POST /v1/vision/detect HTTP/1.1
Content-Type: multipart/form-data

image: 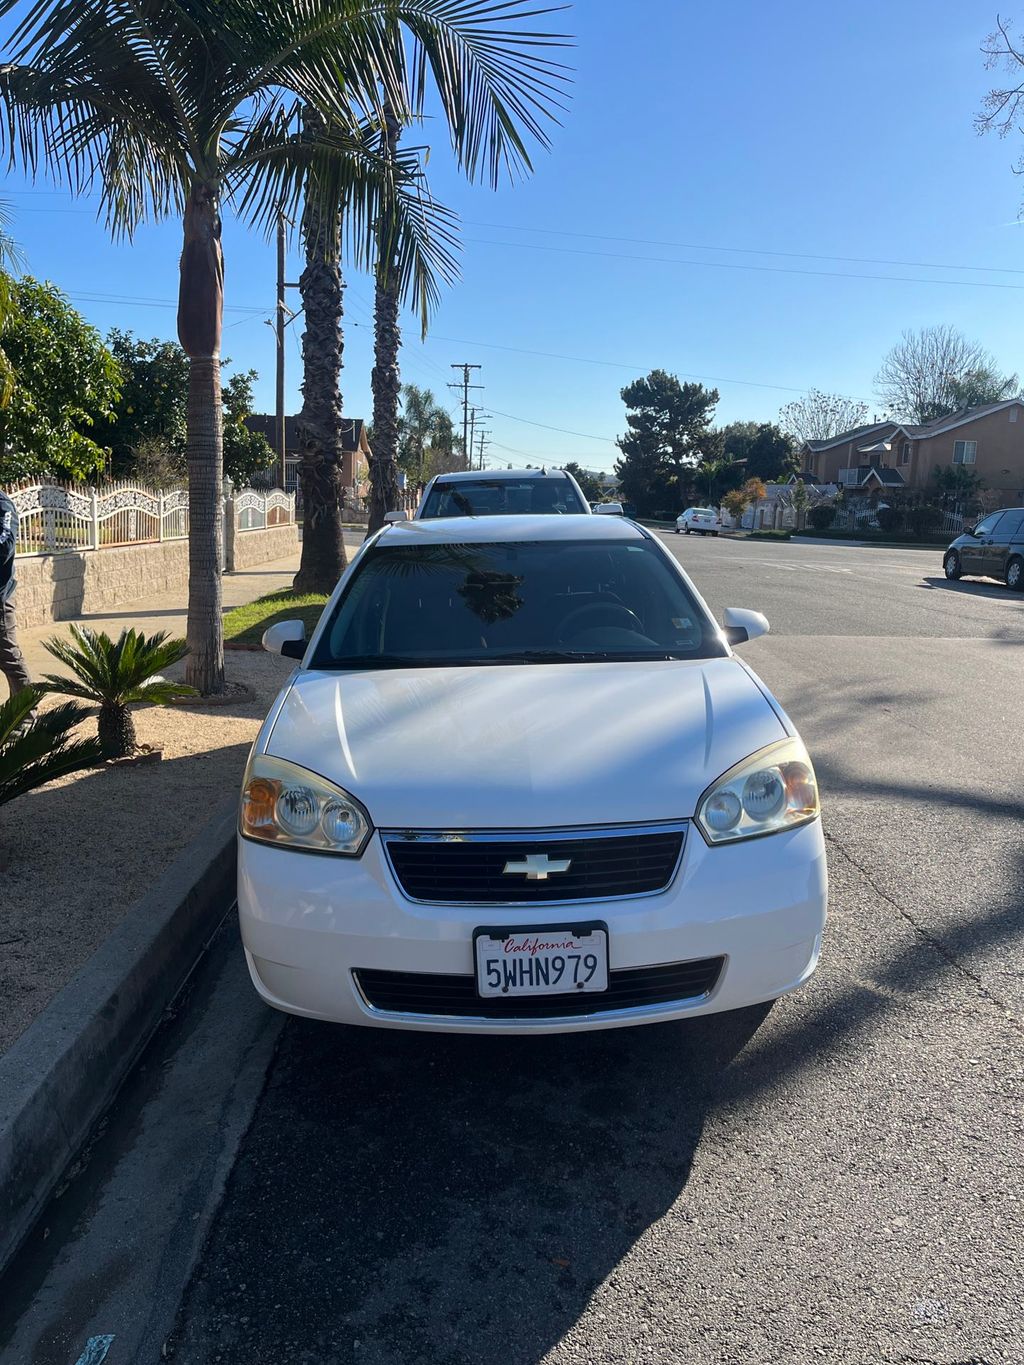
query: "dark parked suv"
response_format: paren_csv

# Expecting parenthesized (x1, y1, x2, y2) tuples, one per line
(943, 508, 1024, 589)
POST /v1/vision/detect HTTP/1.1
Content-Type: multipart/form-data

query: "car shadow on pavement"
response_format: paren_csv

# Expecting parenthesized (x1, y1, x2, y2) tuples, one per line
(169, 1004, 771, 1364)
(917, 575, 1019, 601)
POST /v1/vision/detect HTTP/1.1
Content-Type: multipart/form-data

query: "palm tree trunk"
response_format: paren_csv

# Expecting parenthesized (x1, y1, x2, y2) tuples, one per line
(294, 111, 348, 594)
(177, 177, 225, 696)
(368, 105, 403, 535)
(98, 702, 137, 760)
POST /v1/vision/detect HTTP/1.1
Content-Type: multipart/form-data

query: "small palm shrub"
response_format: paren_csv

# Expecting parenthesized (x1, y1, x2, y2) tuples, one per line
(0, 687, 103, 806)
(40, 627, 196, 759)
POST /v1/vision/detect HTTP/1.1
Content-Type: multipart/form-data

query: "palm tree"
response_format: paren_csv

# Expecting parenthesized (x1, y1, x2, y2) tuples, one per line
(293, 110, 454, 587)
(0, 687, 102, 806)
(368, 101, 405, 535)
(40, 627, 195, 758)
(0, 0, 569, 689)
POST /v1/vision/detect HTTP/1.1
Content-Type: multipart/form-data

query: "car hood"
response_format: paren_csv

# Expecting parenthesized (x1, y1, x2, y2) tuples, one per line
(265, 659, 787, 830)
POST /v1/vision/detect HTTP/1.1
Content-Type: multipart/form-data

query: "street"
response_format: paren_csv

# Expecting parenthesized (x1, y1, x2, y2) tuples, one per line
(2, 533, 1022, 1365)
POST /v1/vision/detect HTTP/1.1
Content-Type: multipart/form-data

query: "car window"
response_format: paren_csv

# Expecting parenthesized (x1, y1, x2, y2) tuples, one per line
(420, 478, 586, 518)
(973, 513, 1004, 536)
(311, 539, 728, 668)
(994, 509, 1024, 539)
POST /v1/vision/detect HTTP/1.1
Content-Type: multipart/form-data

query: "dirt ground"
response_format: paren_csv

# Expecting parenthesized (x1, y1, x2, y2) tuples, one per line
(0, 651, 293, 1055)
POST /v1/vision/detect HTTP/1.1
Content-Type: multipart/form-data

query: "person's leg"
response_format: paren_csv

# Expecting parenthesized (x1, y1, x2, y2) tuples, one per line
(0, 594, 32, 699)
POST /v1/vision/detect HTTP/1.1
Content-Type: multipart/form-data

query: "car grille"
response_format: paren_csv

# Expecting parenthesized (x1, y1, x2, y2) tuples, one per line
(381, 825, 686, 904)
(354, 957, 724, 1019)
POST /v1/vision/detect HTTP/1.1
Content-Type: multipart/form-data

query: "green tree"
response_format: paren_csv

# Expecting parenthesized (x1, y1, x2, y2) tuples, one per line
(0, 0, 566, 692)
(562, 462, 603, 502)
(615, 371, 720, 516)
(396, 384, 462, 484)
(92, 332, 272, 486)
(0, 278, 121, 483)
(719, 420, 797, 483)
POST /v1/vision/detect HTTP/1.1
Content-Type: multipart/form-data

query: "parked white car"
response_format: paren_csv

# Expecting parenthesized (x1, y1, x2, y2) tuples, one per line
(241, 515, 827, 1035)
(593, 501, 624, 516)
(676, 507, 720, 535)
(416, 467, 589, 518)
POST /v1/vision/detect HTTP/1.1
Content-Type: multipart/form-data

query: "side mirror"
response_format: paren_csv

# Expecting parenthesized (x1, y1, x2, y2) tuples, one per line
(384, 509, 409, 524)
(723, 607, 770, 647)
(263, 619, 306, 659)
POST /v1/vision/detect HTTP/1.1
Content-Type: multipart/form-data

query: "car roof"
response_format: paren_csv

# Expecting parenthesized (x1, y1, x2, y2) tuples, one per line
(379, 514, 645, 545)
(430, 467, 571, 483)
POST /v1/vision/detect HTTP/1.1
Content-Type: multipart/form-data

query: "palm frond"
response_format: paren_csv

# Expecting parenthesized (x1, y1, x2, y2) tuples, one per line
(41, 626, 190, 703)
(0, 692, 102, 805)
(227, 104, 460, 331)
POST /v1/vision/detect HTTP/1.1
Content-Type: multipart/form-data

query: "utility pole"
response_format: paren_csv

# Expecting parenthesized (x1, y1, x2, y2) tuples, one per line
(269, 212, 301, 489)
(276, 213, 287, 488)
(449, 363, 482, 469)
(468, 408, 491, 472)
(476, 429, 492, 470)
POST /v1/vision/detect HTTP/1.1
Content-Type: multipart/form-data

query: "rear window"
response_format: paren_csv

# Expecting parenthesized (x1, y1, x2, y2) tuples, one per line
(420, 478, 586, 518)
(311, 539, 727, 668)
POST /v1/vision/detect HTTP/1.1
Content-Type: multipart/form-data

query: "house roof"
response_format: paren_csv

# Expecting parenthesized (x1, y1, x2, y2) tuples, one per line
(804, 422, 894, 453)
(245, 414, 368, 453)
(858, 466, 905, 487)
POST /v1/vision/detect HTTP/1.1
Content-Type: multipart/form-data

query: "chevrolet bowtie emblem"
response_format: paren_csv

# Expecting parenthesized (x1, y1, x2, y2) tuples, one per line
(503, 853, 572, 880)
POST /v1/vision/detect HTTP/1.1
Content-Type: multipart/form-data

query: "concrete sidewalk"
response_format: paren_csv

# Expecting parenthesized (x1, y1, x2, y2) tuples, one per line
(16, 551, 307, 680)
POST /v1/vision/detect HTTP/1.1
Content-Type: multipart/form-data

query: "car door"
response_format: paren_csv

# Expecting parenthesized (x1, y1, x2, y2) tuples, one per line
(961, 512, 1003, 574)
(984, 509, 1024, 579)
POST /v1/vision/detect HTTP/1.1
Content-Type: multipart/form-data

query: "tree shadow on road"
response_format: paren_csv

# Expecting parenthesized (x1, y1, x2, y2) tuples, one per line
(170, 1003, 771, 1365)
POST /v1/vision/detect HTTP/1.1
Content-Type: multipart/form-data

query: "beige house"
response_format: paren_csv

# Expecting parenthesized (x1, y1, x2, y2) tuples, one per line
(800, 400, 1024, 506)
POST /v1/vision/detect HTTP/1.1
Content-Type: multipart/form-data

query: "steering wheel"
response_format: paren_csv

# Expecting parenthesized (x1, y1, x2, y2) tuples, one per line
(558, 601, 645, 644)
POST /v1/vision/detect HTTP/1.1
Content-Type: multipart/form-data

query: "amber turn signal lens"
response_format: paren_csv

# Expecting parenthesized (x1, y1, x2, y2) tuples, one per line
(242, 777, 278, 835)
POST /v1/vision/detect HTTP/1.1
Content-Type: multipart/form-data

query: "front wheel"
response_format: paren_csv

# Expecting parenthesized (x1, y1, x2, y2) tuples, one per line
(943, 550, 962, 581)
(1007, 555, 1023, 590)
(674, 527, 681, 534)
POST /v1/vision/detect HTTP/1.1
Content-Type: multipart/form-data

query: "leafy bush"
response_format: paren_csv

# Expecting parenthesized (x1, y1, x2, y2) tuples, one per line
(875, 506, 899, 532)
(808, 504, 835, 530)
(908, 505, 941, 538)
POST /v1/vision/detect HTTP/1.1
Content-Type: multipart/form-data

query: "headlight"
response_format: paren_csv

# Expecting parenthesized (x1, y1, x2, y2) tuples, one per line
(695, 737, 819, 845)
(240, 754, 372, 856)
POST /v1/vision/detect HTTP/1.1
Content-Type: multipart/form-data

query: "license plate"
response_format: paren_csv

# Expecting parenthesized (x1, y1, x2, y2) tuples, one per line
(474, 924, 609, 998)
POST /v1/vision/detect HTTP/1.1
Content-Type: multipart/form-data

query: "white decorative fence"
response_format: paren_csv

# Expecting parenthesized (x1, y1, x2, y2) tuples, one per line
(8, 480, 294, 557)
(233, 487, 295, 532)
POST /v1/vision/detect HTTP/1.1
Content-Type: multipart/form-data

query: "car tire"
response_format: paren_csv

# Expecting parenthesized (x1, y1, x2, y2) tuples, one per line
(674, 527, 681, 534)
(1007, 555, 1024, 591)
(943, 550, 962, 581)
(712, 531, 719, 537)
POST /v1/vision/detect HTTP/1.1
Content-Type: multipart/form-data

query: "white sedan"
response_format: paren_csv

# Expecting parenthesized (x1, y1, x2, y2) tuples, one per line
(676, 507, 720, 535)
(240, 515, 827, 1034)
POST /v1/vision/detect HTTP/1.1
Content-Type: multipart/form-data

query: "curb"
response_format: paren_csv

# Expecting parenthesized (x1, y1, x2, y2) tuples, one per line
(0, 801, 238, 1279)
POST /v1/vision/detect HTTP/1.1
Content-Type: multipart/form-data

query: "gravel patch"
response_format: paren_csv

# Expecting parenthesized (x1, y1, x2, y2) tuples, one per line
(0, 652, 292, 1055)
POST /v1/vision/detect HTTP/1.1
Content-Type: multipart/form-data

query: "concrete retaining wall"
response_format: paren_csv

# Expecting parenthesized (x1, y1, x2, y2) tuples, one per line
(13, 523, 298, 630)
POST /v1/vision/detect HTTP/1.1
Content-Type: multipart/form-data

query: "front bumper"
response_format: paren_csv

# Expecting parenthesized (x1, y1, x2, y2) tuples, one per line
(237, 820, 827, 1035)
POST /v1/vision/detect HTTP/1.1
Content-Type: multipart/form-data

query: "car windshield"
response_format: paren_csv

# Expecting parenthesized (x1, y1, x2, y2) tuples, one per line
(420, 478, 586, 518)
(311, 539, 727, 668)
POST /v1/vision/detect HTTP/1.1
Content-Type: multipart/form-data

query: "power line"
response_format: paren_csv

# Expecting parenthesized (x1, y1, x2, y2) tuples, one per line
(464, 219, 1024, 279)
(464, 235, 1024, 294)
(420, 330, 871, 403)
(485, 406, 617, 445)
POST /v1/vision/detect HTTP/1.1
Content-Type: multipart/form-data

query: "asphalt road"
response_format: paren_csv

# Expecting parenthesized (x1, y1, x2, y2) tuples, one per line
(2, 534, 1022, 1365)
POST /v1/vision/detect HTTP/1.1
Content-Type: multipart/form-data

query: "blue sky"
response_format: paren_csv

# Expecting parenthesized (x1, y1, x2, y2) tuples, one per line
(5, 0, 1024, 471)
